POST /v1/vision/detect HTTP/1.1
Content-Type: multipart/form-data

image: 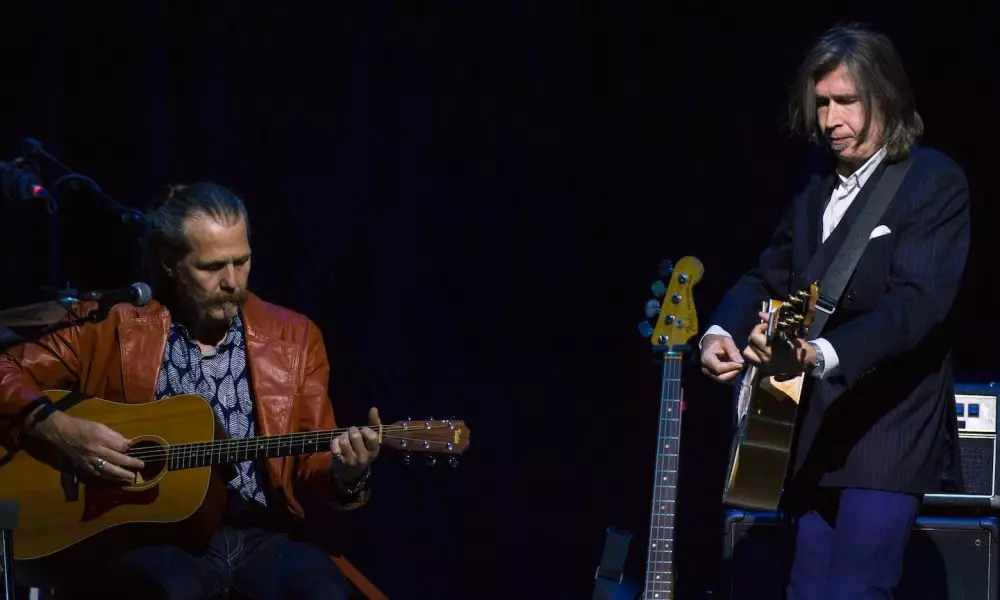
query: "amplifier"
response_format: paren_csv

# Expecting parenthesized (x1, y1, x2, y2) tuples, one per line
(722, 509, 999, 600)
(924, 381, 1000, 508)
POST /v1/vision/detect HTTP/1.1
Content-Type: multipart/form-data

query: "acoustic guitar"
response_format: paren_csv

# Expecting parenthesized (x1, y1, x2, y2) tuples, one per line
(722, 284, 818, 511)
(0, 390, 470, 562)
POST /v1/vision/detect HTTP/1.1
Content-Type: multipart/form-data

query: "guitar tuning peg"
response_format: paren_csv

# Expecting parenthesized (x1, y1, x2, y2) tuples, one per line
(650, 280, 666, 298)
(448, 456, 459, 468)
(658, 259, 674, 277)
(426, 456, 437, 467)
(402, 453, 412, 466)
(638, 321, 654, 338)
(644, 298, 661, 318)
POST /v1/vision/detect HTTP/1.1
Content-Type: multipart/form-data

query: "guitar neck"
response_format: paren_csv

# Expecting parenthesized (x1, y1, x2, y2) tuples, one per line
(154, 420, 462, 470)
(163, 429, 347, 470)
(643, 352, 683, 600)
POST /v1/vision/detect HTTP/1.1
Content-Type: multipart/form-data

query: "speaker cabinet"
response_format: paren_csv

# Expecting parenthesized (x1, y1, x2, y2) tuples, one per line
(722, 510, 998, 600)
(925, 382, 999, 508)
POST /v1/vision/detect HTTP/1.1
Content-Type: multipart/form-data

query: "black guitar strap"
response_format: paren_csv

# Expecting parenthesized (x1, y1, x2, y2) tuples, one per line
(806, 155, 914, 339)
(592, 527, 633, 600)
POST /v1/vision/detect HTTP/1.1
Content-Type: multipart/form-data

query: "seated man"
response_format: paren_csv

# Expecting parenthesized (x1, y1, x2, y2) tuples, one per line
(0, 182, 381, 600)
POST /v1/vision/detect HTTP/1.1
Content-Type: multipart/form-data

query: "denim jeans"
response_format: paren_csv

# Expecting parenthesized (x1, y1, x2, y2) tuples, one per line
(59, 525, 356, 600)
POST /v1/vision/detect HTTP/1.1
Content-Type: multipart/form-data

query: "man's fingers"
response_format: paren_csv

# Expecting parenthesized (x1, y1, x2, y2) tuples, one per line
(360, 428, 380, 453)
(743, 345, 763, 365)
(340, 432, 360, 465)
(87, 454, 136, 483)
(348, 427, 370, 461)
(100, 447, 145, 470)
(716, 369, 740, 383)
(703, 352, 744, 375)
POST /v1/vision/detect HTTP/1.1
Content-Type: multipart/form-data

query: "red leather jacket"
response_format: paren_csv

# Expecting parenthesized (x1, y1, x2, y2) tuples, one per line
(0, 292, 369, 516)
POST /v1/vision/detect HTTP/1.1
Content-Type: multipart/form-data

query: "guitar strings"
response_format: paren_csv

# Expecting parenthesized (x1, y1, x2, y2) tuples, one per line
(645, 354, 682, 594)
(123, 424, 452, 458)
(121, 423, 460, 462)
(121, 434, 443, 464)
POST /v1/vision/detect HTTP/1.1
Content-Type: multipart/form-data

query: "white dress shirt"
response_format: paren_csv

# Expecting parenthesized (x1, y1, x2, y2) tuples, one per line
(703, 146, 887, 379)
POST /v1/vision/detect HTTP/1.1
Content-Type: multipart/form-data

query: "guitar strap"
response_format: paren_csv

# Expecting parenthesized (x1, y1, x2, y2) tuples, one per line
(592, 527, 633, 600)
(806, 155, 914, 340)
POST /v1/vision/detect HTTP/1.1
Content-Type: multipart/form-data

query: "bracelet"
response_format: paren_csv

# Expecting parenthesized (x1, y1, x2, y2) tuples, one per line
(334, 466, 371, 498)
(32, 402, 58, 424)
(13, 395, 55, 426)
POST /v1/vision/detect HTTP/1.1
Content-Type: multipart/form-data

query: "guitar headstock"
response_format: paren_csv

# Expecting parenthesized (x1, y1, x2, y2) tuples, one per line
(381, 418, 471, 468)
(638, 256, 704, 353)
(766, 283, 819, 344)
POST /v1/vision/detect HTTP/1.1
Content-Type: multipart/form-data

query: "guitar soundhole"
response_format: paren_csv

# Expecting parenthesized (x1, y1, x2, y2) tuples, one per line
(127, 440, 168, 483)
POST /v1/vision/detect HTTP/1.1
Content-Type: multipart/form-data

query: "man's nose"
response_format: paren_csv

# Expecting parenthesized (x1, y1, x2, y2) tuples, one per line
(824, 103, 844, 130)
(220, 265, 236, 291)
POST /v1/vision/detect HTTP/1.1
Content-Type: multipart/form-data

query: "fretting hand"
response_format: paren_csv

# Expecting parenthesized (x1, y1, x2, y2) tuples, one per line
(743, 311, 816, 376)
(330, 407, 382, 482)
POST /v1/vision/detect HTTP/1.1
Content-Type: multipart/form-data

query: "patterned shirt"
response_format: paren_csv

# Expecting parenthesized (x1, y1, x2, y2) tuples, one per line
(154, 311, 267, 506)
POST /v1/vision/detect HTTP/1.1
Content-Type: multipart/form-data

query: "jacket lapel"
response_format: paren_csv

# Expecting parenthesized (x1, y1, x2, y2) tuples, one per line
(241, 294, 298, 438)
(117, 303, 170, 403)
(792, 173, 836, 283)
(799, 163, 888, 286)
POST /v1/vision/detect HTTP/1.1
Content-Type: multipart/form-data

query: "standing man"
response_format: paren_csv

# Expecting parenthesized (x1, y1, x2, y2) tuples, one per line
(700, 23, 969, 599)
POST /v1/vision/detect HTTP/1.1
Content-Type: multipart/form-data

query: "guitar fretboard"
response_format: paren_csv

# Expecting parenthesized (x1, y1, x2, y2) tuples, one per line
(643, 352, 683, 600)
(165, 430, 341, 470)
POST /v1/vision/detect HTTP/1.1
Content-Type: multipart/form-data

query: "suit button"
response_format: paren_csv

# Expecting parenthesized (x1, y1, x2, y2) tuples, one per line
(847, 289, 857, 302)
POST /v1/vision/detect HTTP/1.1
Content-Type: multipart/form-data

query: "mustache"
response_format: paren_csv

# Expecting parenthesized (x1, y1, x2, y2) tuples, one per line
(208, 290, 247, 304)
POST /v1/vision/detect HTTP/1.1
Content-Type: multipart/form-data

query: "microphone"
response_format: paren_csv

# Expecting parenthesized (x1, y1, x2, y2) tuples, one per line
(80, 282, 153, 308)
(0, 161, 52, 205)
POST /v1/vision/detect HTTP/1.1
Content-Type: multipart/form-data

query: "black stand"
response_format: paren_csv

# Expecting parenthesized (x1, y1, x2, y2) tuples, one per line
(0, 500, 19, 600)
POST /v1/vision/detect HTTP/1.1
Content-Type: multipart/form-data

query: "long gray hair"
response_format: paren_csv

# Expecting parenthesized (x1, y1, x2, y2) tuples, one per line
(788, 22, 924, 161)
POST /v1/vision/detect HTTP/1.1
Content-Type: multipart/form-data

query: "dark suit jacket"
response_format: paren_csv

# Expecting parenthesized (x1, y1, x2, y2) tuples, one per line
(710, 145, 970, 498)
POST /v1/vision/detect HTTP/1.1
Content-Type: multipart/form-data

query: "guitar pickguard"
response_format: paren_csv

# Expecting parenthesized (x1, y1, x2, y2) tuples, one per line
(82, 482, 160, 522)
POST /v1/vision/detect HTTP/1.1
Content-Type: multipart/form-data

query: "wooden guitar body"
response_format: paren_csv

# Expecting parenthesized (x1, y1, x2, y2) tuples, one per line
(1, 391, 229, 562)
(0, 389, 468, 577)
(722, 365, 803, 511)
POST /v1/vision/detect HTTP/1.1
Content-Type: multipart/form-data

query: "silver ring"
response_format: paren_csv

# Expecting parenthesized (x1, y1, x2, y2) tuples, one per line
(94, 457, 106, 471)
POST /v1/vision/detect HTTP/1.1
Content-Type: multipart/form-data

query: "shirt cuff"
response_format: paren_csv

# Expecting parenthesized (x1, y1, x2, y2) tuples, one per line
(700, 325, 733, 349)
(810, 337, 840, 379)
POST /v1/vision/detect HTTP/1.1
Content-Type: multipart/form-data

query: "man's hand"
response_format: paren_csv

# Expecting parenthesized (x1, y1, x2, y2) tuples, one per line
(26, 409, 144, 483)
(331, 407, 382, 482)
(743, 311, 816, 377)
(701, 334, 745, 383)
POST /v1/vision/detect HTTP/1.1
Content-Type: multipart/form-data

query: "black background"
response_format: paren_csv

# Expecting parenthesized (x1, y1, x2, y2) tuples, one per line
(2, 2, 996, 598)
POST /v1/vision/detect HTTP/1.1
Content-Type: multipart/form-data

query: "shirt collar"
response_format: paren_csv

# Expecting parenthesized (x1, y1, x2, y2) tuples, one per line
(171, 310, 244, 350)
(837, 146, 887, 192)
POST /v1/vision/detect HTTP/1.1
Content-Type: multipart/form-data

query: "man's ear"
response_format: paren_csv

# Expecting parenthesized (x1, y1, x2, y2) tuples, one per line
(160, 258, 175, 278)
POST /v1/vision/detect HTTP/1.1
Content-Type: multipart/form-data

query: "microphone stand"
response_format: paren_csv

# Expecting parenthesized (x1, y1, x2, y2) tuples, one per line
(0, 499, 19, 600)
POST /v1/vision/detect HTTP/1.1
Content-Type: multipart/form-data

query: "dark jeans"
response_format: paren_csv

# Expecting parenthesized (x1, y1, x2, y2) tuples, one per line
(58, 525, 356, 600)
(786, 487, 920, 600)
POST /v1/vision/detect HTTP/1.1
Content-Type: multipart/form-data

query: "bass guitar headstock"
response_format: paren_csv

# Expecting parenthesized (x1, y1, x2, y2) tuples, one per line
(638, 256, 704, 354)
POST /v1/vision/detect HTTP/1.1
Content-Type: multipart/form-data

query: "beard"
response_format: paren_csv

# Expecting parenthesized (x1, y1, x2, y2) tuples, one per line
(201, 289, 248, 322)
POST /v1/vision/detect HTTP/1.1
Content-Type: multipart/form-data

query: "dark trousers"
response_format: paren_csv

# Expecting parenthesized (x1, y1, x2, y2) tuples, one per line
(56, 524, 356, 600)
(786, 487, 920, 600)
